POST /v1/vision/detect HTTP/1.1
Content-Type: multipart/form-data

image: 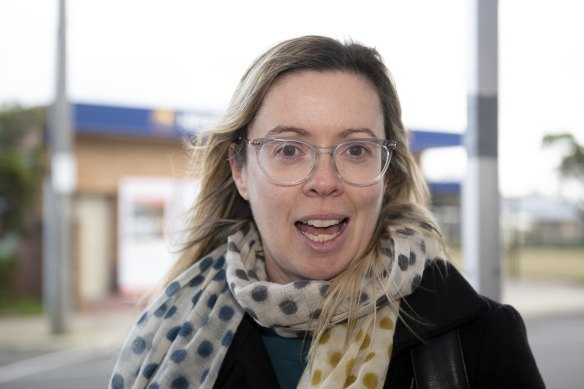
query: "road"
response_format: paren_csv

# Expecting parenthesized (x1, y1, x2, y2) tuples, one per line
(527, 312, 584, 389)
(0, 312, 582, 388)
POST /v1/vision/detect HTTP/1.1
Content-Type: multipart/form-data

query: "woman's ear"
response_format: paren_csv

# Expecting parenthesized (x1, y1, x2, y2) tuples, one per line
(229, 143, 250, 200)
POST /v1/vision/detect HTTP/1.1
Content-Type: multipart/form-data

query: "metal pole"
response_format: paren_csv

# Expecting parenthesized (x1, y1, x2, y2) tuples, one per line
(43, 0, 75, 334)
(463, 0, 501, 300)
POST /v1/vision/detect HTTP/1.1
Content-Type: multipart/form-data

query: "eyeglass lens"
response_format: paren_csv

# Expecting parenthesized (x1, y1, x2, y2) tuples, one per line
(256, 139, 390, 186)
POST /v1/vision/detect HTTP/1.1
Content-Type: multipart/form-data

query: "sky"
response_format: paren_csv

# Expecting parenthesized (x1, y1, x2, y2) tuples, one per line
(1, 0, 583, 200)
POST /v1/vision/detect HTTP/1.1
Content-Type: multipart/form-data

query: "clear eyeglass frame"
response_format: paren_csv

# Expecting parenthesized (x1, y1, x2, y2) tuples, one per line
(244, 137, 397, 187)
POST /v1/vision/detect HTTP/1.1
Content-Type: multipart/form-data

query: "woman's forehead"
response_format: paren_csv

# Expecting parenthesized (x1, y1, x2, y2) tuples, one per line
(248, 70, 384, 140)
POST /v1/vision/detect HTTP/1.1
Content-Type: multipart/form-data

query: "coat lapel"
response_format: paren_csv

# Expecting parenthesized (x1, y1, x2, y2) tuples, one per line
(392, 261, 490, 356)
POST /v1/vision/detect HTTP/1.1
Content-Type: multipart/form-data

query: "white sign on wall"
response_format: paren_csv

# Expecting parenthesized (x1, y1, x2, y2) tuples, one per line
(117, 176, 200, 296)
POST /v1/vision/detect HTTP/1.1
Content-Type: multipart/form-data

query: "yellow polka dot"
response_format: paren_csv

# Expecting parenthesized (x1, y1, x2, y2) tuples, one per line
(319, 330, 331, 345)
(364, 352, 376, 362)
(311, 369, 322, 385)
(387, 344, 393, 357)
(359, 334, 371, 351)
(379, 317, 394, 330)
(354, 329, 363, 343)
(344, 375, 357, 387)
(363, 372, 379, 389)
(329, 352, 342, 367)
(345, 358, 355, 376)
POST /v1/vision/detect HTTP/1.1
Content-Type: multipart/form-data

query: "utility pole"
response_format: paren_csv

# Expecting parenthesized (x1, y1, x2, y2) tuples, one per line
(43, 0, 76, 334)
(463, 0, 501, 300)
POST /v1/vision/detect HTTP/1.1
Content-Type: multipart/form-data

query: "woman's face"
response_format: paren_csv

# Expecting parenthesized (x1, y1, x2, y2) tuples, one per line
(231, 70, 386, 284)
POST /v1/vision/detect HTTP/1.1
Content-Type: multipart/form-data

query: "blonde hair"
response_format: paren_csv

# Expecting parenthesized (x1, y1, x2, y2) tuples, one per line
(167, 35, 446, 357)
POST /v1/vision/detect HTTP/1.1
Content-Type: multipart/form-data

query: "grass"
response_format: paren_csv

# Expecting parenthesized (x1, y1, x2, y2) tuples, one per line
(449, 246, 584, 284)
(0, 295, 43, 316)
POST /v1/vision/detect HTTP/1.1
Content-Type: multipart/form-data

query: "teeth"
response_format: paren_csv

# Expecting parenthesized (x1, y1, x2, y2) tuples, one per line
(303, 219, 341, 228)
(301, 231, 341, 242)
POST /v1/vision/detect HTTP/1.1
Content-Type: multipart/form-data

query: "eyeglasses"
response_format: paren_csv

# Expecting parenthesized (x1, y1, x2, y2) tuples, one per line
(244, 137, 397, 186)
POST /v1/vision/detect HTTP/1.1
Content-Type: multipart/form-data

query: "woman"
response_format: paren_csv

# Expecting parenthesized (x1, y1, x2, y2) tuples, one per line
(110, 36, 544, 389)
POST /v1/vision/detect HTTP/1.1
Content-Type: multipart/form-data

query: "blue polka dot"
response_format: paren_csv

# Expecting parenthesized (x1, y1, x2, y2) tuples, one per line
(398, 254, 409, 270)
(164, 305, 178, 319)
(143, 363, 158, 379)
(235, 269, 248, 280)
(137, 312, 147, 325)
(166, 326, 180, 342)
(359, 292, 369, 303)
(171, 349, 187, 363)
(279, 299, 298, 315)
(147, 383, 160, 389)
(219, 306, 235, 321)
(227, 241, 239, 252)
(188, 275, 204, 288)
(213, 255, 225, 269)
(111, 373, 124, 389)
(179, 322, 194, 337)
(212, 270, 225, 282)
(251, 285, 268, 302)
(397, 227, 415, 236)
(409, 251, 417, 265)
(172, 376, 189, 389)
(311, 308, 322, 319)
(201, 369, 209, 383)
(376, 295, 389, 306)
(131, 336, 146, 354)
(294, 280, 310, 289)
(191, 291, 202, 305)
(202, 316, 211, 327)
(154, 303, 168, 318)
(199, 257, 213, 272)
(165, 281, 180, 297)
(207, 294, 217, 309)
(197, 340, 214, 358)
(411, 274, 422, 290)
(222, 330, 234, 347)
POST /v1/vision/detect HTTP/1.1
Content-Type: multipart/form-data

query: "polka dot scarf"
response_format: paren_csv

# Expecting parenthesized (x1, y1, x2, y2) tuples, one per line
(110, 222, 440, 389)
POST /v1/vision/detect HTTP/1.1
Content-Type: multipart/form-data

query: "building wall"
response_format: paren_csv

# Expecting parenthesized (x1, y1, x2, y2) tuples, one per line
(75, 135, 189, 195)
(73, 135, 190, 300)
(75, 195, 115, 301)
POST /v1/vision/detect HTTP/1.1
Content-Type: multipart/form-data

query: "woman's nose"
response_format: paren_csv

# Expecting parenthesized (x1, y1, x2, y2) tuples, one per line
(302, 154, 343, 196)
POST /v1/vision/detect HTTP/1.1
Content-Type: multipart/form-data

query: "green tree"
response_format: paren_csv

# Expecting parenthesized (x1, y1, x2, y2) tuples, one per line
(0, 103, 46, 299)
(542, 133, 584, 184)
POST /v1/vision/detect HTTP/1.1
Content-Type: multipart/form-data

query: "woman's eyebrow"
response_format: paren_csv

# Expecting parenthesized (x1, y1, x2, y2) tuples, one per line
(339, 128, 379, 138)
(265, 126, 307, 137)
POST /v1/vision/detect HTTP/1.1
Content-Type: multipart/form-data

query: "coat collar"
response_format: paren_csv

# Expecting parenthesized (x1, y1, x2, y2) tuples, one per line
(392, 261, 490, 355)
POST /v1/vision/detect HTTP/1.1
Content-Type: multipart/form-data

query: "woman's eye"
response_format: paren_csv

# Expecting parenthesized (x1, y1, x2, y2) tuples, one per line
(281, 144, 298, 157)
(347, 144, 367, 157)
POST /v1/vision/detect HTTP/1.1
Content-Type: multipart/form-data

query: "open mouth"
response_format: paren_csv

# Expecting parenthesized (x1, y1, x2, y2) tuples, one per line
(295, 218, 349, 243)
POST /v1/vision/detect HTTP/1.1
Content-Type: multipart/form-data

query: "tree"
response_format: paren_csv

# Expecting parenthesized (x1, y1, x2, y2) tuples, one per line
(0, 103, 46, 300)
(542, 133, 584, 184)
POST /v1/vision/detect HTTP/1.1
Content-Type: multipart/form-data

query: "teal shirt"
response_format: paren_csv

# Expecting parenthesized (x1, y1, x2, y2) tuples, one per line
(260, 329, 311, 389)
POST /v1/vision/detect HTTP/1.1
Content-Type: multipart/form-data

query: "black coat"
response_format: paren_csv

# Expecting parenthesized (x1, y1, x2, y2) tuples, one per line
(213, 262, 545, 388)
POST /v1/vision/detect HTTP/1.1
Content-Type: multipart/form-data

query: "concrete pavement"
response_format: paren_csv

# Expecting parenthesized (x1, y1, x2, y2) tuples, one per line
(0, 298, 138, 354)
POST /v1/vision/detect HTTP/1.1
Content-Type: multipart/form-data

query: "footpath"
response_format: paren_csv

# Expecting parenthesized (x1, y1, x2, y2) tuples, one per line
(1, 277, 584, 353)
